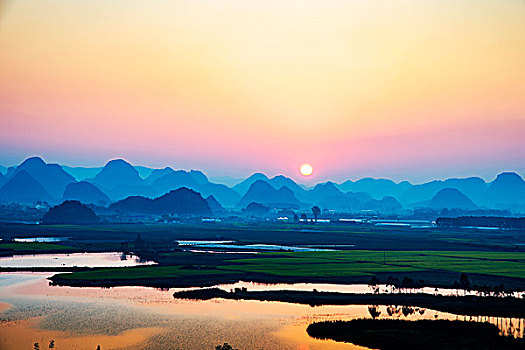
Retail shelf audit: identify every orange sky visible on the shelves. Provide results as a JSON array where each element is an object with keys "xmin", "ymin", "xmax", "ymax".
[{"xmin": 0, "ymin": 1, "xmax": 524, "ymax": 183}]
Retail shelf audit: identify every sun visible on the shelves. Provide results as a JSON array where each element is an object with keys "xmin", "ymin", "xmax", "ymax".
[{"xmin": 300, "ymin": 163, "xmax": 313, "ymax": 176}]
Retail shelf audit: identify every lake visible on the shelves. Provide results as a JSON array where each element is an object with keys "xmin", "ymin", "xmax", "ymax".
[
  {"xmin": 0, "ymin": 252, "xmax": 156, "ymax": 268},
  {"xmin": 0, "ymin": 273, "xmax": 522, "ymax": 350}
]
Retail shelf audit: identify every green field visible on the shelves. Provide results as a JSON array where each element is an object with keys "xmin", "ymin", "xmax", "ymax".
[
  {"xmin": 0, "ymin": 242, "xmax": 77, "ymax": 252},
  {"xmin": 58, "ymin": 265, "xmax": 237, "ymax": 280},
  {"xmin": 218, "ymin": 250, "xmax": 525, "ymax": 279},
  {"xmin": 2, "ymin": 222, "xmax": 524, "ymax": 288},
  {"xmin": 51, "ymin": 250, "xmax": 525, "ymax": 286}
]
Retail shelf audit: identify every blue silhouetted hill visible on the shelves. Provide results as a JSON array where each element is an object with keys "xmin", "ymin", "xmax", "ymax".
[
  {"xmin": 338, "ymin": 178, "xmax": 412, "ymax": 200},
  {"xmin": 109, "ymin": 187, "xmax": 211, "ymax": 216},
  {"xmin": 94, "ymin": 159, "xmax": 143, "ymax": 187},
  {"xmin": 243, "ymin": 202, "xmax": 270, "ymax": 215},
  {"xmin": 309, "ymin": 182, "xmax": 372, "ymax": 211},
  {"xmin": 308, "ymin": 182, "xmax": 343, "ymax": 202},
  {"xmin": 61, "ymin": 165, "xmax": 103, "ymax": 181},
  {"xmin": 238, "ymin": 180, "xmax": 301, "ymax": 209},
  {"xmin": 487, "ymin": 172, "xmax": 525, "ymax": 206},
  {"xmin": 233, "ymin": 173, "xmax": 269, "ymax": 196},
  {"xmin": 150, "ymin": 170, "xmax": 198, "ymax": 194},
  {"xmin": 428, "ymin": 188, "xmax": 477, "ymax": 210},
  {"xmin": 190, "ymin": 170, "xmax": 209, "ymax": 184},
  {"xmin": 400, "ymin": 177, "xmax": 487, "ymax": 206},
  {"xmin": 206, "ymin": 195, "xmax": 223, "ymax": 213},
  {"xmin": 41, "ymin": 200, "xmax": 100, "ymax": 225},
  {"xmin": 62, "ymin": 181, "xmax": 111, "ymax": 206},
  {"xmin": 267, "ymin": 175, "xmax": 308, "ymax": 201},
  {"xmin": 145, "ymin": 167, "xmax": 176, "ymax": 184},
  {"xmin": 5, "ymin": 157, "xmax": 76, "ymax": 200},
  {"xmin": 149, "ymin": 170, "xmax": 240, "ymax": 207},
  {"xmin": 93, "ymin": 159, "xmax": 156, "ymax": 200},
  {"xmin": 361, "ymin": 196, "xmax": 404, "ymax": 214},
  {"xmin": 0, "ymin": 170, "xmax": 53, "ymax": 204},
  {"xmin": 235, "ymin": 174, "xmax": 306, "ymax": 201}
]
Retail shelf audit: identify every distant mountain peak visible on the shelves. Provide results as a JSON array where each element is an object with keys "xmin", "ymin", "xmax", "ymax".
[
  {"xmin": 206, "ymin": 195, "xmax": 223, "ymax": 212},
  {"xmin": 95, "ymin": 159, "xmax": 142, "ymax": 186},
  {"xmin": 492, "ymin": 172, "xmax": 524, "ymax": 184},
  {"xmin": 238, "ymin": 179, "xmax": 300, "ymax": 208},
  {"xmin": 19, "ymin": 156, "xmax": 46, "ymax": 168},
  {"xmin": 104, "ymin": 158, "xmax": 136, "ymax": 169},
  {"xmin": 63, "ymin": 181, "xmax": 110, "ymax": 206},
  {"xmin": 428, "ymin": 188, "xmax": 477, "ymax": 210},
  {"xmin": 0, "ymin": 170, "xmax": 53, "ymax": 203}
]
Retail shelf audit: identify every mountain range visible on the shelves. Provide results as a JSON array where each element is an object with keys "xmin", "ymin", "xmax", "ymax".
[{"xmin": 0, "ymin": 156, "xmax": 524, "ymax": 214}]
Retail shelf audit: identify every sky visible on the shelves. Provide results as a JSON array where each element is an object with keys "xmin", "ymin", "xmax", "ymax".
[{"xmin": 0, "ymin": 0, "xmax": 524, "ymax": 184}]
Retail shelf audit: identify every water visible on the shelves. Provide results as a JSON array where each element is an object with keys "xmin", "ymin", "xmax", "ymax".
[
  {"xmin": 0, "ymin": 252, "xmax": 156, "ymax": 268},
  {"xmin": 13, "ymin": 236, "xmax": 70, "ymax": 243},
  {"xmin": 0, "ymin": 273, "xmax": 522, "ymax": 350},
  {"xmin": 209, "ymin": 281, "xmax": 525, "ymax": 298},
  {"xmin": 176, "ymin": 240, "xmax": 336, "ymax": 252}
]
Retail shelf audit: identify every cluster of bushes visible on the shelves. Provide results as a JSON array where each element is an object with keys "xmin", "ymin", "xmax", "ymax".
[{"xmin": 436, "ymin": 216, "xmax": 525, "ymax": 229}]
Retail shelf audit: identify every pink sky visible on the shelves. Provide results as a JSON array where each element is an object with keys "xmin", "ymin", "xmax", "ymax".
[{"xmin": 1, "ymin": 1, "xmax": 524, "ymax": 183}]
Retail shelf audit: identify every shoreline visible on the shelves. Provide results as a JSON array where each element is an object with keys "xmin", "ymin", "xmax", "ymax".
[
  {"xmin": 47, "ymin": 271, "xmax": 525, "ymax": 293},
  {"xmin": 172, "ymin": 288, "xmax": 525, "ymax": 318}
]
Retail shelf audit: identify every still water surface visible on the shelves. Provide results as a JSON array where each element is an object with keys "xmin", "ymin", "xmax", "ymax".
[
  {"xmin": 0, "ymin": 273, "xmax": 523, "ymax": 350},
  {"xmin": 0, "ymin": 252, "xmax": 156, "ymax": 268}
]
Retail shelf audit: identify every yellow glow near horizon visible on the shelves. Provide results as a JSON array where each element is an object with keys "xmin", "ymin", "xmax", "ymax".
[
  {"xmin": 300, "ymin": 164, "xmax": 313, "ymax": 177},
  {"xmin": 0, "ymin": 1, "xmax": 524, "ymax": 180}
]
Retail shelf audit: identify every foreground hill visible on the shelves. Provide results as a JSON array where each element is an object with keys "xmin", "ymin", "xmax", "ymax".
[
  {"xmin": 109, "ymin": 187, "xmax": 211, "ymax": 216},
  {"xmin": 41, "ymin": 200, "xmax": 100, "ymax": 224}
]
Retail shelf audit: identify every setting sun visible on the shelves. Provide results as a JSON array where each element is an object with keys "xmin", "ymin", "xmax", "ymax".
[{"xmin": 300, "ymin": 164, "xmax": 313, "ymax": 176}]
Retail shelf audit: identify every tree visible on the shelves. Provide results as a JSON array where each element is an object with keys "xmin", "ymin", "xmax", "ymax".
[
  {"xmin": 311, "ymin": 206, "xmax": 321, "ymax": 223},
  {"xmin": 368, "ymin": 305, "xmax": 381, "ymax": 319},
  {"xmin": 293, "ymin": 213, "xmax": 299, "ymax": 223},
  {"xmin": 459, "ymin": 273, "xmax": 470, "ymax": 289},
  {"xmin": 368, "ymin": 276, "xmax": 380, "ymax": 287},
  {"xmin": 215, "ymin": 343, "xmax": 237, "ymax": 350}
]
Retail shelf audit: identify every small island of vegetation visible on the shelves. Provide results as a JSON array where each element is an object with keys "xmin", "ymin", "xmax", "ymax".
[{"xmin": 307, "ymin": 319, "xmax": 525, "ymax": 350}]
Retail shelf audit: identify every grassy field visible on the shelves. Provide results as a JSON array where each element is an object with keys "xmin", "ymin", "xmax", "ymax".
[
  {"xmin": 50, "ymin": 249, "xmax": 525, "ymax": 288},
  {"xmin": 218, "ymin": 250, "xmax": 525, "ymax": 279},
  {"xmin": 57, "ymin": 265, "xmax": 237, "ymax": 280},
  {"xmin": 0, "ymin": 242, "xmax": 77, "ymax": 252},
  {"xmin": 1, "ymin": 222, "xmax": 523, "ymax": 288}
]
